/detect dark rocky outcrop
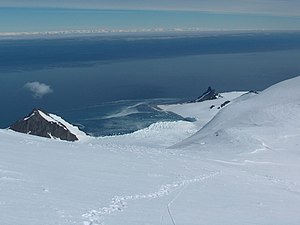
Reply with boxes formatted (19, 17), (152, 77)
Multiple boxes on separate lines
(191, 86), (222, 103)
(220, 100), (231, 108)
(248, 90), (260, 95)
(9, 109), (79, 141)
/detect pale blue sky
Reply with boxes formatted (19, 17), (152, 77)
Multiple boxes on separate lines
(0, 1), (300, 32)
(1, 0), (300, 15)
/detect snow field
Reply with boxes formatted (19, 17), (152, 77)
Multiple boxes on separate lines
(1, 76), (300, 225)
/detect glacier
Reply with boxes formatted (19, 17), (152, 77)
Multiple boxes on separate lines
(1, 76), (300, 225)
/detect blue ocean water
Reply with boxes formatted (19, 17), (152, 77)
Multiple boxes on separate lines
(1, 31), (300, 135)
(58, 98), (189, 136)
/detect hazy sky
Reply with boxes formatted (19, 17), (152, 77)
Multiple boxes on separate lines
(0, 1), (300, 32)
(1, 0), (300, 15)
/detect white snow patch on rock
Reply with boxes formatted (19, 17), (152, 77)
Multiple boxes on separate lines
(50, 113), (89, 141)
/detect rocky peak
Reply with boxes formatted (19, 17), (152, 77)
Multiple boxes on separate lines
(191, 86), (222, 103)
(9, 109), (83, 141)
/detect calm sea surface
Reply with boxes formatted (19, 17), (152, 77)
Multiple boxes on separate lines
(1, 32), (300, 135)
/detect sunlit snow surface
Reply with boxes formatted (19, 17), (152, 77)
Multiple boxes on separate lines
(1, 77), (300, 225)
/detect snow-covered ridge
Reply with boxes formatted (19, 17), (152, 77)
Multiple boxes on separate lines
(49, 113), (89, 141)
(159, 91), (248, 128)
(172, 76), (300, 150)
(39, 110), (66, 128)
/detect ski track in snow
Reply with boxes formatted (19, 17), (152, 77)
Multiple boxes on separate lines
(82, 171), (220, 225)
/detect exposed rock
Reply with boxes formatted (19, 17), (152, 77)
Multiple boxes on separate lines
(248, 90), (260, 94)
(220, 100), (231, 108)
(191, 86), (222, 103)
(9, 109), (80, 141)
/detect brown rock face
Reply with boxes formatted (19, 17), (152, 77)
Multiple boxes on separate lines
(9, 109), (78, 141)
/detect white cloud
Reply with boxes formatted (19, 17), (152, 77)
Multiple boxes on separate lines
(24, 81), (53, 99)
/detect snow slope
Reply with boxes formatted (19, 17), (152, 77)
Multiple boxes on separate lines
(1, 77), (300, 225)
(173, 76), (300, 153)
(158, 91), (247, 128)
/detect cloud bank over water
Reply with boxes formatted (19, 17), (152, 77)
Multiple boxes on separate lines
(24, 81), (53, 99)
(0, 28), (229, 39)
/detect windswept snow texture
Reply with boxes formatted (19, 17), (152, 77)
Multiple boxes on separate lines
(1, 77), (300, 225)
